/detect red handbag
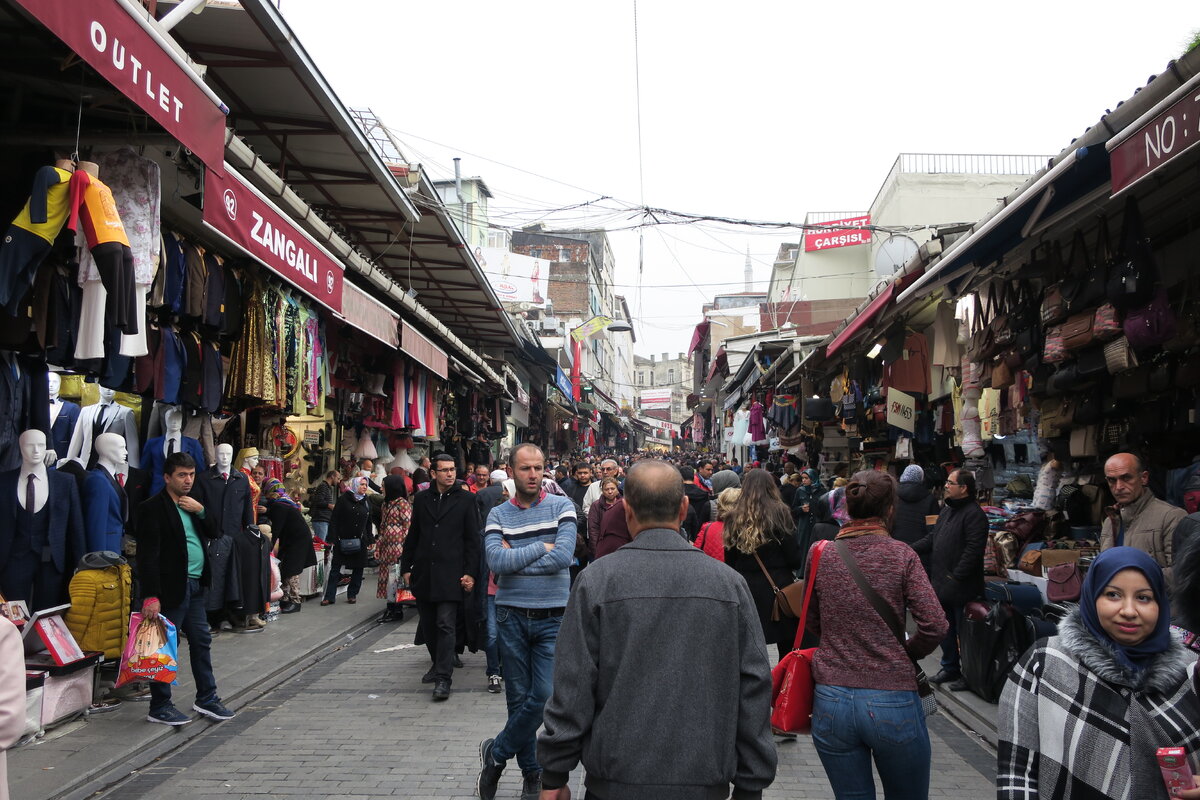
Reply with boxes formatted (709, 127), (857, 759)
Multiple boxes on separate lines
(769, 540), (827, 734)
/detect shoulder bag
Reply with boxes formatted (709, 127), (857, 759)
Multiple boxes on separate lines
(769, 540), (828, 734)
(754, 549), (805, 622)
(833, 539), (937, 718)
(1107, 196), (1158, 311)
(1045, 562), (1082, 602)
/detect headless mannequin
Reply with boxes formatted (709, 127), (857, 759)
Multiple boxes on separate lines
(82, 433), (129, 554)
(77, 160), (99, 179)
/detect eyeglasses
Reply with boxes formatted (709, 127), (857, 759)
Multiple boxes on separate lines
(945, 481), (961, 486)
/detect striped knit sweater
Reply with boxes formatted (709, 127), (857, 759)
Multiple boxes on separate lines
(485, 492), (577, 609)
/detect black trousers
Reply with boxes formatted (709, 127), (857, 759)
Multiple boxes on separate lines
(417, 600), (460, 683)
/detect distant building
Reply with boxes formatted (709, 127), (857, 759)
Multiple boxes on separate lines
(633, 352), (692, 422)
(433, 176), (493, 252)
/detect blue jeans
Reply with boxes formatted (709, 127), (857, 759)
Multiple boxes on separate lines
(491, 606), (561, 773)
(812, 685), (931, 800)
(311, 520), (329, 542)
(485, 596), (500, 677)
(939, 602), (963, 673)
(150, 578), (218, 714)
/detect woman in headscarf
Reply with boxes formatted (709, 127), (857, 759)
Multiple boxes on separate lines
(998, 547), (1200, 799)
(320, 476), (374, 606)
(375, 475), (413, 612)
(791, 468), (825, 550)
(264, 480), (317, 613)
(707, 469), (742, 522)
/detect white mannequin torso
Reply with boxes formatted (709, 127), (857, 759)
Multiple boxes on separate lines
(163, 432), (182, 458)
(17, 464), (49, 512)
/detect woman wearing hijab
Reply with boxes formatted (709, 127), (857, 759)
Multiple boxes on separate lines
(321, 476), (374, 606)
(375, 475), (413, 609)
(791, 468), (825, 551)
(998, 547), (1200, 799)
(264, 481), (317, 614)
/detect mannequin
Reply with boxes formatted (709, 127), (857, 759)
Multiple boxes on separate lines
(191, 443), (253, 630)
(82, 432), (130, 554)
(66, 387), (140, 470)
(0, 430), (85, 611)
(141, 406), (206, 495)
(0, 159), (75, 315)
(47, 373), (80, 462)
(235, 447), (262, 523)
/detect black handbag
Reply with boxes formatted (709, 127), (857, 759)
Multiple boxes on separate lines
(1112, 364), (1151, 400)
(1107, 197), (1158, 311)
(1075, 347), (1107, 380)
(1073, 389), (1103, 425)
(806, 398), (835, 421)
(1061, 230), (1107, 312)
(1148, 358), (1174, 394)
(339, 537), (363, 554)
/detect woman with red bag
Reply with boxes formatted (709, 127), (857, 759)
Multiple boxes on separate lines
(805, 471), (947, 799)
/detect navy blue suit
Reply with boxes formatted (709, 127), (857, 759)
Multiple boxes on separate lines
(0, 468), (86, 608)
(82, 467), (126, 554)
(49, 399), (80, 458)
(141, 435), (207, 496)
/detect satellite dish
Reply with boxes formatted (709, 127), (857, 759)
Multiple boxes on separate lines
(874, 235), (918, 278)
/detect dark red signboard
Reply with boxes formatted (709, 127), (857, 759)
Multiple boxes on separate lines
(1110, 87), (1200, 195)
(11, 0), (227, 173)
(803, 215), (872, 252)
(203, 166), (344, 312)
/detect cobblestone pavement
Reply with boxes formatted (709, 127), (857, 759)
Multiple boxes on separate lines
(91, 615), (996, 800)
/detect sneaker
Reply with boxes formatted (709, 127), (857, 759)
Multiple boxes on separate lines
(477, 738), (504, 800)
(193, 699), (236, 721)
(219, 620), (234, 632)
(147, 705), (192, 726)
(432, 680), (450, 701)
(487, 675), (502, 694)
(520, 770), (542, 800)
(280, 601), (301, 614)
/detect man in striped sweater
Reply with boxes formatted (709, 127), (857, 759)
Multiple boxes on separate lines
(477, 442), (577, 800)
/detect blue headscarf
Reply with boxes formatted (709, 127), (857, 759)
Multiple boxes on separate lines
(1078, 546), (1172, 674)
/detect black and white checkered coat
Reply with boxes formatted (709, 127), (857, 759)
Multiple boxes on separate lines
(998, 608), (1200, 799)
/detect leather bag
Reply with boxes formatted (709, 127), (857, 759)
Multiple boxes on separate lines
(1107, 196), (1158, 311)
(1075, 347), (1107, 380)
(754, 551), (805, 622)
(1061, 310), (1096, 351)
(991, 359), (1015, 390)
(770, 540), (827, 734)
(1103, 336), (1138, 374)
(1070, 425), (1099, 459)
(1041, 282), (1068, 326)
(1045, 562), (1082, 602)
(1043, 325), (1068, 364)
(1112, 364), (1151, 400)
(1018, 549), (1043, 576)
(1005, 509), (1047, 545)
(1123, 287), (1177, 351)
(1061, 230), (1107, 312)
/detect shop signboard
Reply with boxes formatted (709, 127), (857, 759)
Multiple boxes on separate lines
(554, 366), (573, 400)
(886, 388), (915, 433)
(476, 247), (549, 306)
(13, 0), (227, 173)
(723, 427), (734, 443)
(803, 215), (872, 252)
(1109, 88), (1200, 195)
(639, 388), (672, 409)
(203, 166), (344, 312)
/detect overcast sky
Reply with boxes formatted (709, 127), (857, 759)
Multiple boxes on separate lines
(279, 1), (1196, 357)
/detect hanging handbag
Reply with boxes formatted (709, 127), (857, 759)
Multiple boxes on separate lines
(989, 283), (1016, 348)
(1070, 425), (1099, 459)
(833, 540), (937, 718)
(1107, 196), (1158, 311)
(1043, 325), (1068, 364)
(1075, 347), (1107, 381)
(1045, 562), (1083, 602)
(1112, 363), (1151, 400)
(1148, 358), (1174, 394)
(1093, 303), (1122, 340)
(1061, 230), (1107, 312)
(1061, 310), (1096, 351)
(769, 540), (828, 734)
(1041, 282), (1068, 326)
(1123, 287), (1177, 351)
(1073, 389), (1103, 425)
(754, 551), (806, 622)
(991, 359), (1014, 390)
(1176, 353), (1200, 388)
(1101, 418), (1132, 450)
(1164, 282), (1200, 353)
(1103, 336), (1139, 375)
(968, 293), (996, 363)
(1038, 397), (1075, 438)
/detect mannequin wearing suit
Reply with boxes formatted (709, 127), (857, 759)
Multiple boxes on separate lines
(190, 444), (253, 626)
(82, 433), (130, 554)
(66, 387), (140, 470)
(142, 407), (206, 496)
(0, 430), (85, 611)
(47, 373), (79, 462)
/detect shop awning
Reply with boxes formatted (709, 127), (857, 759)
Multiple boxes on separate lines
(688, 320), (711, 356)
(825, 282), (896, 359)
(401, 321), (448, 379)
(340, 282), (399, 348)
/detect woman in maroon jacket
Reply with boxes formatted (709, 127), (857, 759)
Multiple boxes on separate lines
(804, 470), (948, 800)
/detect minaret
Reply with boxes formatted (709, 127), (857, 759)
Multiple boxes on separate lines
(743, 246), (752, 292)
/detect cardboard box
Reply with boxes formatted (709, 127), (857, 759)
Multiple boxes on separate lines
(1039, 550), (1080, 574)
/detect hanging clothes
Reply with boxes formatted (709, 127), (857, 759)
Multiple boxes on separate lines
(0, 165), (73, 315)
(67, 169), (138, 336)
(882, 332), (932, 396)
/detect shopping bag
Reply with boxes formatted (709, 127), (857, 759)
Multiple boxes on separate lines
(387, 563), (416, 604)
(115, 612), (179, 687)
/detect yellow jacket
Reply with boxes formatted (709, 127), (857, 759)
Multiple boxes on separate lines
(65, 564), (132, 659)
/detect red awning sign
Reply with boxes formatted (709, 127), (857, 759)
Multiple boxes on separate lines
(804, 215), (872, 252)
(203, 165), (344, 311)
(12, 0), (228, 173)
(1109, 88), (1200, 196)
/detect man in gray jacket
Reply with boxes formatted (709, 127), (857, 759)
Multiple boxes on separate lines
(535, 459), (777, 800)
(1100, 452), (1186, 588)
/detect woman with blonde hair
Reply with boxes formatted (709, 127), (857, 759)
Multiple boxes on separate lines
(695, 487), (740, 561)
(723, 469), (804, 660)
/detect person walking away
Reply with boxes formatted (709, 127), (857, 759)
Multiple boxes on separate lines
(911, 469), (988, 690)
(723, 469), (805, 661)
(402, 454), (480, 701)
(1100, 452), (1186, 589)
(536, 460), (777, 800)
(805, 471), (947, 799)
(893, 465), (939, 573)
(136, 453), (236, 725)
(695, 487), (739, 561)
(308, 471), (339, 545)
(375, 475), (413, 620)
(707, 468), (741, 521)
(264, 483), (317, 614)
(320, 476), (374, 607)
(477, 443), (577, 800)
(998, 547), (1200, 799)
(586, 478), (620, 557)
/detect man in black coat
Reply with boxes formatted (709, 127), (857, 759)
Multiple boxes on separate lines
(911, 468), (988, 690)
(136, 452), (235, 726)
(401, 453), (480, 701)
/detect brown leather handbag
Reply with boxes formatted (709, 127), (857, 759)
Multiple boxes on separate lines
(754, 552), (806, 621)
(1061, 310), (1096, 350)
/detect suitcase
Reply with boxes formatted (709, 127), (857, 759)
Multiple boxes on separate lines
(959, 600), (1038, 703)
(985, 581), (1044, 615)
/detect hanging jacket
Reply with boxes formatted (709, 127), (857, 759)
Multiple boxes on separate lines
(64, 563), (132, 659)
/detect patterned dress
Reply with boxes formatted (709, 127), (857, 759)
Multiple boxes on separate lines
(375, 498), (412, 599)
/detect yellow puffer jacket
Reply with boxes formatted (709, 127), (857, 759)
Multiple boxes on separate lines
(65, 564), (132, 659)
